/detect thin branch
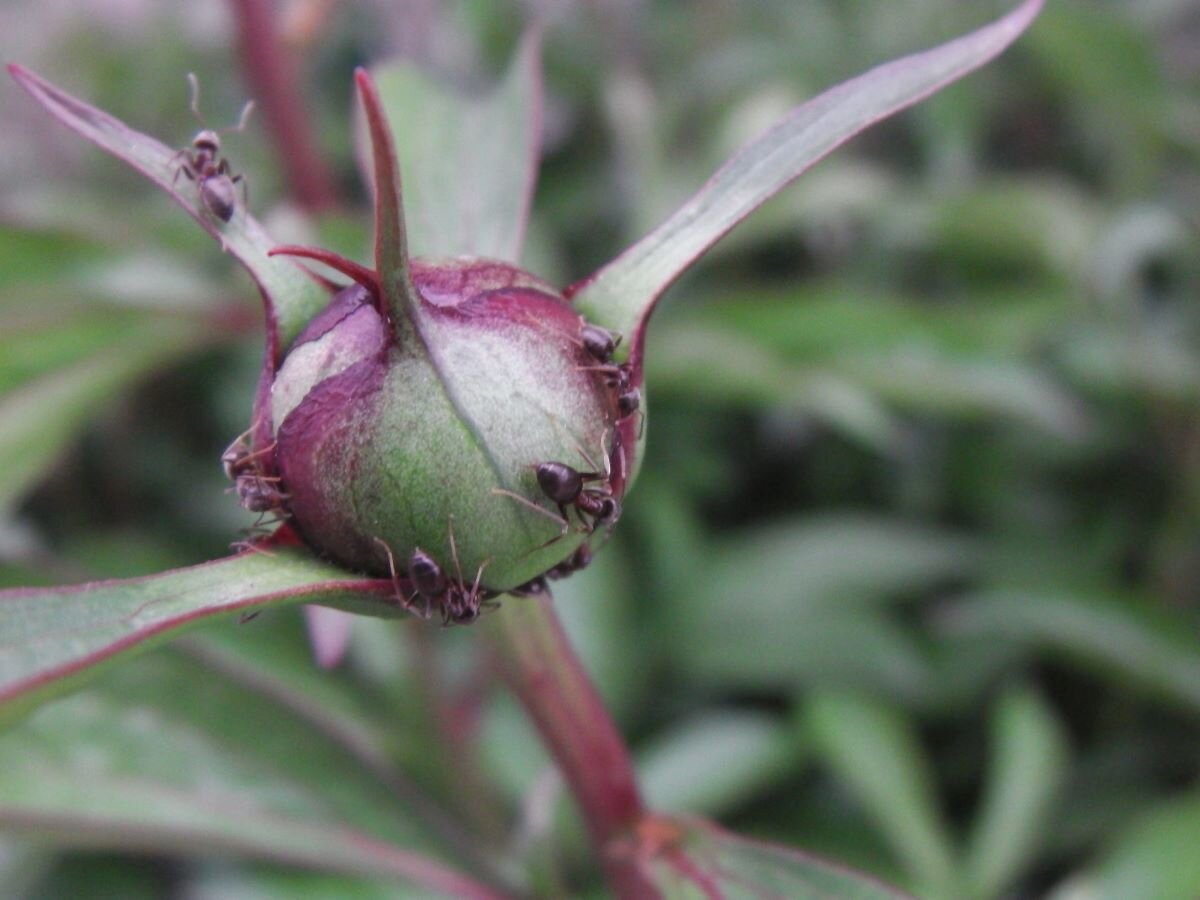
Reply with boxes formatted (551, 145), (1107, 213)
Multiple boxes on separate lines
(229, 0), (340, 212)
(486, 593), (655, 898)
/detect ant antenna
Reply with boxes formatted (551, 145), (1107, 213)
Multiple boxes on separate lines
(186, 73), (205, 124)
(447, 516), (464, 583)
(232, 99), (256, 134)
(186, 72), (255, 134)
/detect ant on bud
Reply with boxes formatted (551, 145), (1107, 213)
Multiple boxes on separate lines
(580, 323), (621, 363)
(222, 426), (289, 525)
(235, 472), (289, 515)
(493, 436), (620, 552)
(547, 543), (593, 580)
(376, 522), (494, 626)
(172, 73), (254, 223)
(572, 321), (642, 430)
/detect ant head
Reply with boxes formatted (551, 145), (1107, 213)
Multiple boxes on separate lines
(192, 129), (221, 154)
(618, 387), (641, 417)
(594, 496), (620, 526)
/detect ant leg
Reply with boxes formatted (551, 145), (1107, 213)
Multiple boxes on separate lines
(492, 488), (570, 536)
(374, 537), (422, 617)
(446, 516), (465, 584)
(236, 441), (276, 471)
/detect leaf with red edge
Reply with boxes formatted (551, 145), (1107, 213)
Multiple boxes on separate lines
(0, 548), (400, 724)
(570, 0), (1044, 367)
(366, 30), (543, 264)
(6, 65), (330, 348)
(353, 68), (422, 335)
(0, 648), (507, 900)
(631, 816), (910, 899)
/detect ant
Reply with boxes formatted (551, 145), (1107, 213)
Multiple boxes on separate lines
(580, 323), (621, 363)
(376, 523), (494, 626)
(572, 321), (642, 426)
(547, 543), (593, 580)
(172, 73), (254, 223)
(222, 426), (289, 524)
(535, 461), (620, 532)
(493, 436), (620, 547)
(235, 472), (289, 516)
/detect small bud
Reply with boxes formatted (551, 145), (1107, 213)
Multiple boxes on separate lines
(262, 258), (630, 595)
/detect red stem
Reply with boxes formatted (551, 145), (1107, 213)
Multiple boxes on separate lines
(486, 594), (655, 898)
(229, 0), (339, 212)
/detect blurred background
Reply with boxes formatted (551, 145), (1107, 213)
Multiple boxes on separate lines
(0, 0), (1198, 897)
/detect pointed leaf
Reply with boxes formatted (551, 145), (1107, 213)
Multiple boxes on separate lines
(571, 0), (1044, 358)
(0, 651), (505, 900)
(0, 549), (399, 722)
(939, 591), (1200, 714)
(804, 690), (958, 897)
(354, 68), (421, 338)
(7, 65), (330, 347)
(639, 712), (800, 817)
(1048, 793), (1200, 900)
(368, 31), (543, 263)
(637, 817), (910, 899)
(180, 624), (502, 881)
(964, 687), (1068, 898)
(0, 317), (205, 513)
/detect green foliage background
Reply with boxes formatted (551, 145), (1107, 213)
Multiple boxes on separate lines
(0, 1), (1198, 897)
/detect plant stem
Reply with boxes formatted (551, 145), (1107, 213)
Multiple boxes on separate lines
(229, 0), (339, 212)
(486, 593), (654, 898)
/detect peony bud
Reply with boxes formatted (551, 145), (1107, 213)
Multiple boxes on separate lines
(216, 70), (647, 626)
(262, 257), (635, 602)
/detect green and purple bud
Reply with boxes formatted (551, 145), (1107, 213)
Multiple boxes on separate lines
(233, 71), (642, 619)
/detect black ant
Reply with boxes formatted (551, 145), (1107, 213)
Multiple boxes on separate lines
(235, 472), (289, 516)
(221, 426), (275, 480)
(493, 438), (620, 547)
(376, 523), (494, 626)
(573, 321), (642, 426)
(580, 323), (621, 363)
(510, 575), (549, 596)
(222, 426), (289, 524)
(535, 462), (620, 531)
(547, 543), (593, 580)
(172, 73), (253, 223)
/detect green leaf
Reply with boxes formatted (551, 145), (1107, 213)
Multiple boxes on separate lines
(803, 690), (958, 898)
(0, 549), (400, 723)
(1049, 794), (1200, 900)
(963, 687), (1068, 899)
(845, 353), (1089, 442)
(709, 515), (973, 608)
(7, 65), (330, 346)
(639, 712), (800, 817)
(641, 818), (910, 899)
(370, 30), (543, 262)
(672, 516), (970, 697)
(0, 650), (506, 900)
(646, 323), (903, 450)
(939, 591), (1200, 715)
(0, 315), (205, 513)
(683, 608), (934, 701)
(571, 0), (1044, 354)
(182, 863), (430, 900)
